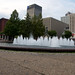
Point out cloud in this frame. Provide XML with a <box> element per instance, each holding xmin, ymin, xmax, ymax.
<box><xmin>19</xmin><ymin>10</ymin><xmax>26</xmax><ymax>19</ymax></box>
<box><xmin>0</xmin><ymin>0</ymin><xmax>75</xmax><ymax>20</ymax></box>
<box><xmin>41</xmin><ymin>0</ymin><xmax>75</xmax><ymax>20</ymax></box>
<box><xmin>0</xmin><ymin>13</ymin><xmax>9</xmax><ymax>19</ymax></box>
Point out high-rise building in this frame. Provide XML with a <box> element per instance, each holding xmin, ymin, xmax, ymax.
<box><xmin>61</xmin><ymin>12</ymin><xmax>75</xmax><ymax>33</ymax></box>
<box><xmin>27</xmin><ymin>4</ymin><xmax>42</xmax><ymax>18</ymax></box>
<box><xmin>27</xmin><ymin>4</ymin><xmax>69</xmax><ymax>37</ymax></box>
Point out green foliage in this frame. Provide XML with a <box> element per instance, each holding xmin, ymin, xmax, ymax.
<box><xmin>19</xmin><ymin>13</ymin><xmax>45</xmax><ymax>38</ymax></box>
<box><xmin>4</xmin><ymin>10</ymin><xmax>20</xmax><ymax>38</ymax></box>
<box><xmin>31</xmin><ymin>14</ymin><xmax>45</xmax><ymax>39</ymax></box>
<box><xmin>0</xmin><ymin>31</ymin><xmax>4</xmax><ymax>34</ymax></box>
<box><xmin>25</xmin><ymin>13</ymin><xmax>32</xmax><ymax>37</ymax></box>
<box><xmin>4</xmin><ymin>11</ymin><xmax>45</xmax><ymax>39</ymax></box>
<box><xmin>19</xmin><ymin>13</ymin><xmax>32</xmax><ymax>37</ymax></box>
<box><xmin>62</xmin><ymin>30</ymin><xmax>72</xmax><ymax>39</ymax></box>
<box><xmin>19</xmin><ymin>20</ymin><xmax>26</xmax><ymax>36</ymax></box>
<box><xmin>48</xmin><ymin>30</ymin><xmax>57</xmax><ymax>38</ymax></box>
<box><xmin>10</xmin><ymin>9</ymin><xmax>20</xmax><ymax>21</ymax></box>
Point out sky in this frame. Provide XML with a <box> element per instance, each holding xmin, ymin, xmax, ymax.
<box><xmin>0</xmin><ymin>0</ymin><xmax>75</xmax><ymax>20</ymax></box>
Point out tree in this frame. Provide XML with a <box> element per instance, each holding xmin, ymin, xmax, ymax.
<box><xmin>19</xmin><ymin>13</ymin><xmax>33</xmax><ymax>38</ymax></box>
<box><xmin>62</xmin><ymin>30</ymin><xmax>72</xmax><ymax>39</ymax></box>
<box><xmin>19</xmin><ymin>19</ymin><xmax>26</xmax><ymax>36</ymax></box>
<box><xmin>4</xmin><ymin>11</ymin><xmax>45</xmax><ymax>40</ymax></box>
<box><xmin>0</xmin><ymin>31</ymin><xmax>4</xmax><ymax>35</ymax></box>
<box><xmin>25</xmin><ymin>13</ymin><xmax>32</xmax><ymax>37</ymax></box>
<box><xmin>10</xmin><ymin>10</ymin><xmax>19</xmax><ymax>21</ymax></box>
<box><xmin>48</xmin><ymin>30</ymin><xmax>57</xmax><ymax>38</ymax></box>
<box><xmin>4</xmin><ymin>9</ymin><xmax>20</xmax><ymax>40</ymax></box>
<box><xmin>32</xmin><ymin>14</ymin><xmax>45</xmax><ymax>39</ymax></box>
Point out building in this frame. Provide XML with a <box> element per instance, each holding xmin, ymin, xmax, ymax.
<box><xmin>27</xmin><ymin>4</ymin><xmax>42</xmax><ymax>18</ymax></box>
<box><xmin>61</xmin><ymin>12</ymin><xmax>75</xmax><ymax>33</ymax></box>
<box><xmin>0</xmin><ymin>18</ymin><xmax>8</xmax><ymax>32</ymax></box>
<box><xmin>27</xmin><ymin>4</ymin><xmax>69</xmax><ymax>37</ymax></box>
<box><xmin>0</xmin><ymin>18</ymin><xmax>8</xmax><ymax>40</ymax></box>
<box><xmin>43</xmin><ymin>17</ymin><xmax>69</xmax><ymax>37</ymax></box>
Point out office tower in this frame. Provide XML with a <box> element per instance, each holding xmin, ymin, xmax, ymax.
<box><xmin>61</xmin><ymin>12</ymin><xmax>75</xmax><ymax>33</ymax></box>
<box><xmin>27</xmin><ymin>4</ymin><xmax>42</xmax><ymax>18</ymax></box>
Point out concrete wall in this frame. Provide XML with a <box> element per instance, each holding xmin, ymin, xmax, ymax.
<box><xmin>43</xmin><ymin>17</ymin><xmax>69</xmax><ymax>37</ymax></box>
<box><xmin>51</xmin><ymin>18</ymin><xmax>69</xmax><ymax>37</ymax></box>
<box><xmin>61</xmin><ymin>13</ymin><xmax>75</xmax><ymax>33</ymax></box>
<box><xmin>34</xmin><ymin>8</ymin><xmax>42</xmax><ymax>17</ymax></box>
<box><xmin>43</xmin><ymin>18</ymin><xmax>51</xmax><ymax>31</ymax></box>
<box><xmin>27</xmin><ymin>4</ymin><xmax>42</xmax><ymax>18</ymax></box>
<box><xmin>27</xmin><ymin>8</ymin><xmax>35</xmax><ymax>18</ymax></box>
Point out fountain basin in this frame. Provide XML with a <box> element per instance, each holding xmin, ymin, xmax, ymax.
<box><xmin>0</xmin><ymin>35</ymin><xmax>75</xmax><ymax>52</ymax></box>
<box><xmin>0</xmin><ymin>43</ymin><xmax>75</xmax><ymax>52</ymax></box>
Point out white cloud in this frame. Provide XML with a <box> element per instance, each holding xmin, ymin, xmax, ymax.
<box><xmin>0</xmin><ymin>0</ymin><xmax>75</xmax><ymax>20</ymax></box>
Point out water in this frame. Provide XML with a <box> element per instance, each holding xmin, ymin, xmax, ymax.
<box><xmin>13</xmin><ymin>35</ymin><xmax>74</xmax><ymax>47</ymax></box>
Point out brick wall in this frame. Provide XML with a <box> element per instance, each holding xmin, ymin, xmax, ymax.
<box><xmin>0</xmin><ymin>18</ymin><xmax>8</xmax><ymax>32</ymax></box>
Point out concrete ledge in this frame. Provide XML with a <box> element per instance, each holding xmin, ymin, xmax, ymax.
<box><xmin>0</xmin><ymin>45</ymin><xmax>75</xmax><ymax>52</ymax></box>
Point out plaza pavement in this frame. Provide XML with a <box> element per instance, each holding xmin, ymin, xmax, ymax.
<box><xmin>0</xmin><ymin>50</ymin><xmax>75</xmax><ymax>75</ymax></box>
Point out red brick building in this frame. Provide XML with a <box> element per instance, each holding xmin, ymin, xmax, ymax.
<box><xmin>0</xmin><ymin>18</ymin><xmax>8</xmax><ymax>32</ymax></box>
<box><xmin>0</xmin><ymin>18</ymin><xmax>8</xmax><ymax>40</ymax></box>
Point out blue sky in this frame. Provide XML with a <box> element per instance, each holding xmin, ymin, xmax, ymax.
<box><xmin>0</xmin><ymin>0</ymin><xmax>75</xmax><ymax>20</ymax></box>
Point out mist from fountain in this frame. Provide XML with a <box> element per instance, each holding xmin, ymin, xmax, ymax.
<box><xmin>13</xmin><ymin>35</ymin><xmax>74</xmax><ymax>47</ymax></box>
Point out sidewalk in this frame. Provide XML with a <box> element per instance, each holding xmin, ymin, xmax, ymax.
<box><xmin>0</xmin><ymin>50</ymin><xmax>75</xmax><ymax>75</ymax></box>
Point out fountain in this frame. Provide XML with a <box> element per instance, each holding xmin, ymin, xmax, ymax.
<box><xmin>0</xmin><ymin>35</ymin><xmax>75</xmax><ymax>52</ymax></box>
<box><xmin>13</xmin><ymin>35</ymin><xmax>74</xmax><ymax>47</ymax></box>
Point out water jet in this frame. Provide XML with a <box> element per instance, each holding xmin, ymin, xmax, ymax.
<box><xmin>13</xmin><ymin>35</ymin><xmax>74</xmax><ymax>47</ymax></box>
<box><xmin>0</xmin><ymin>35</ymin><xmax>75</xmax><ymax>52</ymax></box>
